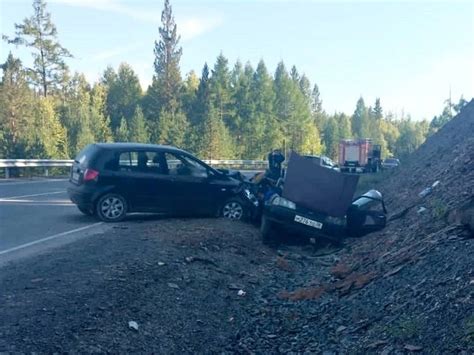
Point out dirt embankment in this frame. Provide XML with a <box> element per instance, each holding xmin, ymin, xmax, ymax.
<box><xmin>1</xmin><ymin>101</ymin><xmax>473</xmax><ymax>353</ymax></box>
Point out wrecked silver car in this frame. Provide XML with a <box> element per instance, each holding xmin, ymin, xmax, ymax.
<box><xmin>260</xmin><ymin>152</ymin><xmax>387</xmax><ymax>243</ymax></box>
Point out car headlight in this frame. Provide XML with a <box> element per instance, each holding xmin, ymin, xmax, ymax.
<box><xmin>271</xmin><ymin>196</ymin><xmax>296</xmax><ymax>210</ymax></box>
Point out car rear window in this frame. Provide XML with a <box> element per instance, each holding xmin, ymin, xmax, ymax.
<box><xmin>74</xmin><ymin>144</ymin><xmax>98</xmax><ymax>166</ymax></box>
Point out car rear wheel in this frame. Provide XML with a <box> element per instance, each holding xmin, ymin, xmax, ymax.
<box><xmin>77</xmin><ymin>205</ymin><xmax>94</xmax><ymax>216</ymax></box>
<box><xmin>222</xmin><ymin>198</ymin><xmax>246</xmax><ymax>220</ymax></box>
<box><xmin>96</xmin><ymin>193</ymin><xmax>127</xmax><ymax>222</ymax></box>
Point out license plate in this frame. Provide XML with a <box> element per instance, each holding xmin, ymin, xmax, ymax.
<box><xmin>72</xmin><ymin>172</ymin><xmax>80</xmax><ymax>182</ymax></box>
<box><xmin>294</xmin><ymin>215</ymin><xmax>323</xmax><ymax>229</ymax></box>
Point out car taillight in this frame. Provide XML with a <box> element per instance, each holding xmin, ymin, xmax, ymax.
<box><xmin>83</xmin><ymin>169</ymin><xmax>99</xmax><ymax>182</ymax></box>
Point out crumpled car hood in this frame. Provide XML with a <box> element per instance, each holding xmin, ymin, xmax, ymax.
<box><xmin>282</xmin><ymin>152</ymin><xmax>360</xmax><ymax>217</ymax></box>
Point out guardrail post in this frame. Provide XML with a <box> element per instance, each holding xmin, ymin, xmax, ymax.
<box><xmin>5</xmin><ymin>167</ymin><xmax>9</xmax><ymax>179</ymax></box>
<box><xmin>45</xmin><ymin>167</ymin><xmax>49</xmax><ymax>177</ymax></box>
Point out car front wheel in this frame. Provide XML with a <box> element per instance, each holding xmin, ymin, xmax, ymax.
<box><xmin>221</xmin><ymin>198</ymin><xmax>246</xmax><ymax>221</ymax></box>
<box><xmin>96</xmin><ymin>193</ymin><xmax>127</xmax><ymax>222</ymax></box>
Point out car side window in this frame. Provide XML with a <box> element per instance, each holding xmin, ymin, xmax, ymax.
<box><xmin>117</xmin><ymin>151</ymin><xmax>166</xmax><ymax>174</ymax></box>
<box><xmin>118</xmin><ymin>152</ymin><xmax>133</xmax><ymax>171</ymax></box>
<box><xmin>164</xmin><ymin>153</ymin><xmax>208</xmax><ymax>178</ymax></box>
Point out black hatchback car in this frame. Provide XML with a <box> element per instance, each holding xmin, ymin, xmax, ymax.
<box><xmin>67</xmin><ymin>143</ymin><xmax>257</xmax><ymax>222</ymax></box>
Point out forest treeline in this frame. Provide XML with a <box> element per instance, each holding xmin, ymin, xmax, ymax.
<box><xmin>0</xmin><ymin>0</ymin><xmax>468</xmax><ymax>161</ymax></box>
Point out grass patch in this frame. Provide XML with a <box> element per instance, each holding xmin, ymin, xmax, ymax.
<box><xmin>464</xmin><ymin>315</ymin><xmax>474</xmax><ymax>342</ymax></box>
<box><xmin>386</xmin><ymin>318</ymin><xmax>421</xmax><ymax>340</ymax></box>
<box><xmin>355</xmin><ymin>171</ymin><xmax>391</xmax><ymax>196</ymax></box>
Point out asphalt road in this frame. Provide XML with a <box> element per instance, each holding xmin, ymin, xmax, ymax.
<box><xmin>0</xmin><ymin>179</ymin><xmax>106</xmax><ymax>259</ymax></box>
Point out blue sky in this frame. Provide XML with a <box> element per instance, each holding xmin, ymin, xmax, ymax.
<box><xmin>1</xmin><ymin>0</ymin><xmax>473</xmax><ymax>120</ymax></box>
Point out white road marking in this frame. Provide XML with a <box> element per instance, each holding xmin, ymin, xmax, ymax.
<box><xmin>0</xmin><ymin>202</ymin><xmax>74</xmax><ymax>206</ymax></box>
<box><xmin>0</xmin><ymin>191</ymin><xmax>65</xmax><ymax>200</ymax></box>
<box><xmin>0</xmin><ymin>222</ymin><xmax>103</xmax><ymax>256</ymax></box>
<box><xmin>0</xmin><ymin>179</ymin><xmax>67</xmax><ymax>186</ymax></box>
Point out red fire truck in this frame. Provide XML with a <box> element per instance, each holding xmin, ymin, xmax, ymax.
<box><xmin>338</xmin><ymin>138</ymin><xmax>381</xmax><ymax>173</ymax></box>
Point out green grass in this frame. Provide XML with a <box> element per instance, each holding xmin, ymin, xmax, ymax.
<box><xmin>354</xmin><ymin>170</ymin><xmax>390</xmax><ymax>196</ymax></box>
<box><xmin>386</xmin><ymin>319</ymin><xmax>421</xmax><ymax>340</ymax></box>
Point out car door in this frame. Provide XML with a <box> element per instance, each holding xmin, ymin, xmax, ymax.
<box><xmin>163</xmin><ymin>152</ymin><xmax>215</xmax><ymax>215</ymax></box>
<box><xmin>115</xmin><ymin>150</ymin><xmax>175</xmax><ymax>213</ymax></box>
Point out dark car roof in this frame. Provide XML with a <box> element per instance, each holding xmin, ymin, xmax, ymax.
<box><xmin>93</xmin><ymin>143</ymin><xmax>186</xmax><ymax>154</ymax></box>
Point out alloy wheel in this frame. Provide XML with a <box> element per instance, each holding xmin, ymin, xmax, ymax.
<box><xmin>222</xmin><ymin>201</ymin><xmax>244</xmax><ymax>220</ymax></box>
<box><xmin>100</xmin><ymin>196</ymin><xmax>125</xmax><ymax>220</ymax></box>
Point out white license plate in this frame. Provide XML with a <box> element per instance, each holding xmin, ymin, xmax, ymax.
<box><xmin>294</xmin><ymin>215</ymin><xmax>323</xmax><ymax>229</ymax></box>
<box><xmin>72</xmin><ymin>172</ymin><xmax>80</xmax><ymax>182</ymax></box>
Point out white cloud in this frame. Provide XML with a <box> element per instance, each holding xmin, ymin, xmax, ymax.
<box><xmin>178</xmin><ymin>16</ymin><xmax>224</xmax><ymax>42</ymax></box>
<box><xmin>51</xmin><ymin>0</ymin><xmax>159</xmax><ymax>22</ymax></box>
<box><xmin>51</xmin><ymin>0</ymin><xmax>223</xmax><ymax>39</ymax></box>
<box><xmin>90</xmin><ymin>42</ymin><xmax>148</xmax><ymax>62</ymax></box>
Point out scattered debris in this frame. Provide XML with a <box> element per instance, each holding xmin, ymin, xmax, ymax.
<box><xmin>167</xmin><ymin>283</ymin><xmax>179</xmax><ymax>289</ymax></box>
<box><xmin>128</xmin><ymin>321</ymin><xmax>139</xmax><ymax>331</ymax></box>
<box><xmin>417</xmin><ymin>207</ymin><xmax>427</xmax><ymax>214</ymax></box>
<box><xmin>237</xmin><ymin>290</ymin><xmax>246</xmax><ymax>297</ymax></box>
<box><xmin>418</xmin><ymin>187</ymin><xmax>432</xmax><ymax>198</ymax></box>
<box><xmin>404</xmin><ymin>344</ymin><xmax>423</xmax><ymax>352</ymax></box>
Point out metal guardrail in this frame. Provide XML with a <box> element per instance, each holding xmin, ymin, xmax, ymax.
<box><xmin>0</xmin><ymin>159</ymin><xmax>268</xmax><ymax>178</ymax></box>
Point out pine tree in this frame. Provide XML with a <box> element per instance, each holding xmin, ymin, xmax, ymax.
<box><xmin>335</xmin><ymin>113</ymin><xmax>351</xmax><ymax>139</ymax></box>
<box><xmin>352</xmin><ymin>97</ymin><xmax>370</xmax><ymax>138</ymax></box>
<box><xmin>156</xmin><ymin>109</ymin><xmax>188</xmax><ymax>146</ymax></box>
<box><xmin>210</xmin><ymin>53</ymin><xmax>232</xmax><ymax>130</ymax></box>
<box><xmin>232</xmin><ymin>62</ymin><xmax>254</xmax><ymax>157</ymax></box>
<box><xmin>252</xmin><ymin>60</ymin><xmax>281</xmax><ymax>157</ymax></box>
<box><xmin>59</xmin><ymin>73</ymin><xmax>94</xmax><ymax>155</ymax></box>
<box><xmin>0</xmin><ymin>53</ymin><xmax>34</xmax><ymax>158</ymax></box>
<box><xmin>188</xmin><ymin>63</ymin><xmax>211</xmax><ymax>154</ymax></box>
<box><xmin>89</xmin><ymin>83</ymin><xmax>112</xmax><ymax>142</ymax></box>
<box><xmin>273</xmin><ymin>61</ymin><xmax>293</xmax><ymax>135</ymax></box>
<box><xmin>148</xmin><ymin>0</ymin><xmax>182</xmax><ymax>113</ymax></box>
<box><xmin>115</xmin><ymin>117</ymin><xmax>129</xmax><ymax>142</ymax></box>
<box><xmin>101</xmin><ymin>63</ymin><xmax>142</xmax><ymax>133</ymax></box>
<box><xmin>200</xmin><ymin>104</ymin><xmax>233</xmax><ymax>160</ymax></box>
<box><xmin>273</xmin><ymin>62</ymin><xmax>314</xmax><ymax>153</ymax></box>
<box><xmin>373</xmin><ymin>98</ymin><xmax>383</xmax><ymax>120</ymax></box>
<box><xmin>32</xmin><ymin>96</ymin><xmax>68</xmax><ymax>158</ymax></box>
<box><xmin>146</xmin><ymin>0</ymin><xmax>187</xmax><ymax>145</ymax></box>
<box><xmin>4</xmin><ymin>0</ymin><xmax>72</xmax><ymax>97</ymax></box>
<box><xmin>128</xmin><ymin>106</ymin><xmax>149</xmax><ymax>143</ymax></box>
<box><xmin>298</xmin><ymin>75</ymin><xmax>312</xmax><ymax>106</ymax></box>
<box><xmin>323</xmin><ymin>116</ymin><xmax>339</xmax><ymax>160</ymax></box>
<box><xmin>181</xmin><ymin>70</ymin><xmax>199</xmax><ymax>120</ymax></box>
<box><xmin>311</xmin><ymin>84</ymin><xmax>326</xmax><ymax>132</ymax></box>
<box><xmin>290</xmin><ymin>65</ymin><xmax>299</xmax><ymax>82</ymax></box>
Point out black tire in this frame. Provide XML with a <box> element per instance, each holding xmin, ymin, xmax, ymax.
<box><xmin>260</xmin><ymin>215</ymin><xmax>276</xmax><ymax>244</ymax></box>
<box><xmin>96</xmin><ymin>193</ymin><xmax>128</xmax><ymax>222</ymax></box>
<box><xmin>221</xmin><ymin>197</ymin><xmax>246</xmax><ymax>221</ymax></box>
<box><xmin>77</xmin><ymin>205</ymin><xmax>94</xmax><ymax>216</ymax></box>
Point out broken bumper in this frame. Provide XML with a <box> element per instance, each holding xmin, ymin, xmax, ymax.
<box><xmin>263</xmin><ymin>205</ymin><xmax>346</xmax><ymax>242</ymax></box>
